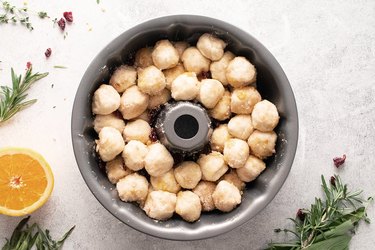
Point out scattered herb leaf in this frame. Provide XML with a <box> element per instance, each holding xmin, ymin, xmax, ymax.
<box><xmin>37</xmin><ymin>11</ymin><xmax>48</xmax><ymax>19</ymax></box>
<box><xmin>53</xmin><ymin>65</ymin><xmax>67</xmax><ymax>69</ymax></box>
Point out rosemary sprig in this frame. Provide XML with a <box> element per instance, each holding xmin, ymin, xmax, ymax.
<box><xmin>267</xmin><ymin>175</ymin><xmax>373</xmax><ymax>250</ymax></box>
<box><xmin>0</xmin><ymin>67</ymin><xmax>48</xmax><ymax>124</ymax></box>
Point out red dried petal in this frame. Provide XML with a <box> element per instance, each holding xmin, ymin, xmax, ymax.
<box><xmin>333</xmin><ymin>154</ymin><xmax>346</xmax><ymax>168</ymax></box>
<box><xmin>330</xmin><ymin>176</ymin><xmax>336</xmax><ymax>187</ymax></box>
<box><xmin>63</xmin><ymin>11</ymin><xmax>73</xmax><ymax>22</ymax></box>
<box><xmin>297</xmin><ymin>209</ymin><xmax>305</xmax><ymax>221</ymax></box>
<box><xmin>44</xmin><ymin>48</ymin><xmax>52</xmax><ymax>58</ymax></box>
<box><xmin>57</xmin><ymin>18</ymin><xmax>66</xmax><ymax>30</ymax></box>
<box><xmin>26</xmin><ymin>61</ymin><xmax>32</xmax><ymax>69</ymax></box>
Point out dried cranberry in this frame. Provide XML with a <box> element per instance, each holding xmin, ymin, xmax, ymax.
<box><xmin>63</xmin><ymin>11</ymin><xmax>73</xmax><ymax>22</ymax></box>
<box><xmin>149</xmin><ymin>128</ymin><xmax>158</xmax><ymax>142</ymax></box>
<box><xmin>44</xmin><ymin>48</ymin><xmax>52</xmax><ymax>58</ymax></box>
<box><xmin>57</xmin><ymin>18</ymin><xmax>66</xmax><ymax>30</ymax></box>
<box><xmin>330</xmin><ymin>176</ymin><xmax>336</xmax><ymax>187</ymax></box>
<box><xmin>297</xmin><ymin>209</ymin><xmax>305</xmax><ymax>221</ymax></box>
<box><xmin>26</xmin><ymin>61</ymin><xmax>32</xmax><ymax>70</ymax></box>
<box><xmin>333</xmin><ymin>154</ymin><xmax>346</xmax><ymax>168</ymax></box>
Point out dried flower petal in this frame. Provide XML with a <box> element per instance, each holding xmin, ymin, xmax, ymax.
<box><xmin>63</xmin><ymin>11</ymin><xmax>73</xmax><ymax>22</ymax></box>
<box><xmin>333</xmin><ymin>154</ymin><xmax>346</xmax><ymax>168</ymax></box>
<box><xmin>26</xmin><ymin>61</ymin><xmax>32</xmax><ymax>69</ymax></box>
<box><xmin>297</xmin><ymin>209</ymin><xmax>305</xmax><ymax>221</ymax></box>
<box><xmin>330</xmin><ymin>176</ymin><xmax>336</xmax><ymax>187</ymax></box>
<box><xmin>44</xmin><ymin>48</ymin><xmax>52</xmax><ymax>58</ymax></box>
<box><xmin>57</xmin><ymin>18</ymin><xmax>65</xmax><ymax>30</ymax></box>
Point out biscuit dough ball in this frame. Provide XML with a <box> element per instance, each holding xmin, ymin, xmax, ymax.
<box><xmin>96</xmin><ymin>127</ymin><xmax>125</xmax><ymax>162</ymax></box>
<box><xmin>106</xmin><ymin>156</ymin><xmax>133</xmax><ymax>184</ymax></box>
<box><xmin>197</xmin><ymin>151</ymin><xmax>228</xmax><ymax>182</ymax></box>
<box><xmin>171</xmin><ymin>72</ymin><xmax>199</xmax><ymax>100</ymax></box>
<box><xmin>148</xmin><ymin>88</ymin><xmax>171</xmax><ymax>109</ymax></box>
<box><xmin>145</xmin><ymin>143</ymin><xmax>174</xmax><ymax>177</ymax></box>
<box><xmin>143</xmin><ymin>191</ymin><xmax>176</xmax><ymax>220</ymax></box>
<box><xmin>231</xmin><ymin>86</ymin><xmax>261</xmax><ymax>115</ymax></box>
<box><xmin>181</xmin><ymin>47</ymin><xmax>211</xmax><ymax>74</ymax></box>
<box><xmin>199</xmin><ymin>79</ymin><xmax>225</xmax><ymax>109</ymax></box>
<box><xmin>137</xmin><ymin>66</ymin><xmax>166</xmax><ymax>95</ymax></box>
<box><xmin>122</xmin><ymin>140</ymin><xmax>148</xmax><ymax>171</ymax></box>
<box><xmin>150</xmin><ymin>169</ymin><xmax>181</xmax><ymax>194</ymax></box>
<box><xmin>209</xmin><ymin>90</ymin><xmax>231</xmax><ymax>121</ymax></box>
<box><xmin>247</xmin><ymin>130</ymin><xmax>277</xmax><ymax>159</ymax></box>
<box><xmin>210</xmin><ymin>124</ymin><xmax>232</xmax><ymax>152</ymax></box>
<box><xmin>176</xmin><ymin>191</ymin><xmax>202</xmax><ymax>222</ymax></box>
<box><xmin>197</xmin><ymin>33</ymin><xmax>227</xmax><ymax>61</ymax></box>
<box><xmin>135</xmin><ymin>47</ymin><xmax>154</xmax><ymax>68</ymax></box>
<box><xmin>226</xmin><ymin>57</ymin><xmax>256</xmax><ymax>88</ymax></box>
<box><xmin>174</xmin><ymin>161</ymin><xmax>202</xmax><ymax>189</ymax></box>
<box><xmin>212</xmin><ymin>180</ymin><xmax>241</xmax><ymax>212</ymax></box>
<box><xmin>163</xmin><ymin>64</ymin><xmax>186</xmax><ymax>90</ymax></box>
<box><xmin>210</xmin><ymin>51</ymin><xmax>235</xmax><ymax>85</ymax></box>
<box><xmin>93</xmin><ymin>113</ymin><xmax>125</xmax><ymax>134</ymax></box>
<box><xmin>237</xmin><ymin>155</ymin><xmax>266</xmax><ymax>182</ymax></box>
<box><xmin>222</xmin><ymin>170</ymin><xmax>245</xmax><ymax>191</ymax></box>
<box><xmin>193</xmin><ymin>181</ymin><xmax>216</xmax><ymax>212</ymax></box>
<box><xmin>174</xmin><ymin>41</ymin><xmax>189</xmax><ymax>59</ymax></box>
<box><xmin>116</xmin><ymin>173</ymin><xmax>149</xmax><ymax>202</ymax></box>
<box><xmin>109</xmin><ymin>65</ymin><xmax>137</xmax><ymax>93</ymax></box>
<box><xmin>152</xmin><ymin>40</ymin><xmax>179</xmax><ymax>70</ymax></box>
<box><xmin>223</xmin><ymin>138</ymin><xmax>249</xmax><ymax>168</ymax></box>
<box><xmin>228</xmin><ymin>115</ymin><xmax>254</xmax><ymax>140</ymax></box>
<box><xmin>252</xmin><ymin>100</ymin><xmax>280</xmax><ymax>132</ymax></box>
<box><xmin>119</xmin><ymin>85</ymin><xmax>149</xmax><ymax>120</ymax></box>
<box><xmin>123</xmin><ymin>119</ymin><xmax>151</xmax><ymax>144</ymax></box>
<box><xmin>92</xmin><ymin>84</ymin><xmax>121</xmax><ymax>115</ymax></box>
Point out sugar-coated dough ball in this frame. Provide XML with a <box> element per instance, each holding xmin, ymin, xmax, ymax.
<box><xmin>198</xmin><ymin>79</ymin><xmax>225</xmax><ymax>109</ymax></box>
<box><xmin>252</xmin><ymin>100</ymin><xmax>280</xmax><ymax>132</ymax></box>
<box><xmin>150</xmin><ymin>169</ymin><xmax>181</xmax><ymax>194</ymax></box>
<box><xmin>96</xmin><ymin>127</ymin><xmax>125</xmax><ymax>162</ymax></box>
<box><xmin>152</xmin><ymin>40</ymin><xmax>179</xmax><ymax>70</ymax></box>
<box><xmin>209</xmin><ymin>90</ymin><xmax>231</xmax><ymax>121</ymax></box>
<box><xmin>145</xmin><ymin>143</ymin><xmax>174</xmax><ymax>177</ymax></box>
<box><xmin>226</xmin><ymin>57</ymin><xmax>256</xmax><ymax>88</ymax></box>
<box><xmin>135</xmin><ymin>47</ymin><xmax>154</xmax><ymax>68</ymax></box>
<box><xmin>210</xmin><ymin>51</ymin><xmax>235</xmax><ymax>85</ymax></box>
<box><xmin>231</xmin><ymin>86</ymin><xmax>261</xmax><ymax>114</ymax></box>
<box><xmin>109</xmin><ymin>65</ymin><xmax>137</xmax><ymax>93</ymax></box>
<box><xmin>181</xmin><ymin>47</ymin><xmax>211</xmax><ymax>74</ymax></box>
<box><xmin>237</xmin><ymin>155</ymin><xmax>266</xmax><ymax>182</ymax></box>
<box><xmin>247</xmin><ymin>130</ymin><xmax>277</xmax><ymax>159</ymax></box>
<box><xmin>148</xmin><ymin>88</ymin><xmax>171</xmax><ymax>109</ymax></box>
<box><xmin>174</xmin><ymin>41</ymin><xmax>189</xmax><ymax>59</ymax></box>
<box><xmin>116</xmin><ymin>173</ymin><xmax>149</xmax><ymax>202</ymax></box>
<box><xmin>212</xmin><ymin>180</ymin><xmax>241</xmax><ymax>212</ymax></box>
<box><xmin>143</xmin><ymin>191</ymin><xmax>176</xmax><ymax>220</ymax></box>
<box><xmin>93</xmin><ymin>113</ymin><xmax>125</xmax><ymax>134</ymax></box>
<box><xmin>224</xmin><ymin>138</ymin><xmax>249</xmax><ymax>168</ymax></box>
<box><xmin>193</xmin><ymin>181</ymin><xmax>216</xmax><ymax>212</ymax></box>
<box><xmin>137</xmin><ymin>66</ymin><xmax>166</xmax><ymax>95</ymax></box>
<box><xmin>119</xmin><ymin>85</ymin><xmax>149</xmax><ymax>120</ymax></box>
<box><xmin>174</xmin><ymin>161</ymin><xmax>202</xmax><ymax>189</ymax></box>
<box><xmin>134</xmin><ymin>110</ymin><xmax>150</xmax><ymax>123</ymax></box>
<box><xmin>176</xmin><ymin>191</ymin><xmax>202</xmax><ymax>222</ymax></box>
<box><xmin>123</xmin><ymin>119</ymin><xmax>151</xmax><ymax>144</ymax></box>
<box><xmin>106</xmin><ymin>156</ymin><xmax>133</xmax><ymax>184</ymax></box>
<box><xmin>210</xmin><ymin>124</ymin><xmax>232</xmax><ymax>152</ymax></box>
<box><xmin>92</xmin><ymin>84</ymin><xmax>120</xmax><ymax>115</ymax></box>
<box><xmin>222</xmin><ymin>170</ymin><xmax>245</xmax><ymax>191</ymax></box>
<box><xmin>197</xmin><ymin>33</ymin><xmax>227</xmax><ymax>61</ymax></box>
<box><xmin>122</xmin><ymin>140</ymin><xmax>148</xmax><ymax>171</ymax></box>
<box><xmin>163</xmin><ymin>64</ymin><xmax>185</xmax><ymax>90</ymax></box>
<box><xmin>197</xmin><ymin>151</ymin><xmax>228</xmax><ymax>182</ymax></box>
<box><xmin>228</xmin><ymin>115</ymin><xmax>254</xmax><ymax>140</ymax></box>
<box><xmin>171</xmin><ymin>72</ymin><xmax>199</xmax><ymax>100</ymax></box>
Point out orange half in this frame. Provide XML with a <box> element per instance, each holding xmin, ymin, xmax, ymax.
<box><xmin>0</xmin><ymin>148</ymin><xmax>54</xmax><ymax>216</ymax></box>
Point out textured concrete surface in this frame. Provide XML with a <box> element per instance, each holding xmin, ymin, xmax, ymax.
<box><xmin>1</xmin><ymin>0</ymin><xmax>375</xmax><ymax>249</ymax></box>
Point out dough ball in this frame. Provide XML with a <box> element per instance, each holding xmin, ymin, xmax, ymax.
<box><xmin>196</xmin><ymin>33</ymin><xmax>227</xmax><ymax>61</ymax></box>
<box><xmin>145</xmin><ymin>143</ymin><xmax>174</xmax><ymax>177</ymax></box>
<box><xmin>210</xmin><ymin>124</ymin><xmax>232</xmax><ymax>152</ymax></box>
<box><xmin>174</xmin><ymin>41</ymin><xmax>189</xmax><ymax>59</ymax></box>
<box><xmin>175</xmin><ymin>191</ymin><xmax>202</xmax><ymax>222</ymax></box>
<box><xmin>93</xmin><ymin>113</ymin><xmax>125</xmax><ymax>134</ymax></box>
<box><xmin>135</xmin><ymin>47</ymin><xmax>154</xmax><ymax>68</ymax></box>
<box><xmin>96</xmin><ymin>127</ymin><xmax>125</xmax><ymax>162</ymax></box>
<box><xmin>148</xmin><ymin>88</ymin><xmax>171</xmax><ymax>109</ymax></box>
<box><xmin>209</xmin><ymin>90</ymin><xmax>231</xmax><ymax>121</ymax></box>
<box><xmin>123</xmin><ymin>119</ymin><xmax>151</xmax><ymax>144</ymax></box>
<box><xmin>137</xmin><ymin>66</ymin><xmax>166</xmax><ymax>95</ymax></box>
<box><xmin>247</xmin><ymin>130</ymin><xmax>277</xmax><ymax>159</ymax></box>
<box><xmin>223</xmin><ymin>138</ymin><xmax>249</xmax><ymax>168</ymax></box>
<box><xmin>163</xmin><ymin>64</ymin><xmax>185</xmax><ymax>90</ymax></box>
<box><xmin>181</xmin><ymin>47</ymin><xmax>211</xmax><ymax>74</ymax></box>
<box><xmin>210</xmin><ymin>51</ymin><xmax>235</xmax><ymax>85</ymax></box>
<box><xmin>122</xmin><ymin>140</ymin><xmax>148</xmax><ymax>171</ymax></box>
<box><xmin>134</xmin><ymin>110</ymin><xmax>150</xmax><ymax>123</ymax></box>
<box><xmin>116</xmin><ymin>173</ymin><xmax>149</xmax><ymax>202</ymax></box>
<box><xmin>197</xmin><ymin>151</ymin><xmax>228</xmax><ymax>182</ymax></box>
<box><xmin>212</xmin><ymin>180</ymin><xmax>241</xmax><ymax>212</ymax></box>
<box><xmin>106</xmin><ymin>156</ymin><xmax>133</xmax><ymax>184</ymax></box>
<box><xmin>198</xmin><ymin>79</ymin><xmax>225</xmax><ymax>109</ymax></box>
<box><xmin>252</xmin><ymin>100</ymin><xmax>280</xmax><ymax>132</ymax></box>
<box><xmin>236</xmin><ymin>155</ymin><xmax>266</xmax><ymax>182</ymax></box>
<box><xmin>228</xmin><ymin>115</ymin><xmax>254</xmax><ymax>140</ymax></box>
<box><xmin>92</xmin><ymin>84</ymin><xmax>121</xmax><ymax>115</ymax></box>
<box><xmin>174</xmin><ymin>161</ymin><xmax>202</xmax><ymax>189</ymax></box>
<box><xmin>152</xmin><ymin>40</ymin><xmax>179</xmax><ymax>70</ymax></box>
<box><xmin>226</xmin><ymin>56</ymin><xmax>256</xmax><ymax>88</ymax></box>
<box><xmin>109</xmin><ymin>65</ymin><xmax>137</xmax><ymax>93</ymax></box>
<box><xmin>231</xmin><ymin>86</ymin><xmax>261</xmax><ymax>115</ymax></box>
<box><xmin>171</xmin><ymin>72</ymin><xmax>199</xmax><ymax>100</ymax></box>
<box><xmin>119</xmin><ymin>85</ymin><xmax>149</xmax><ymax>120</ymax></box>
<box><xmin>143</xmin><ymin>190</ymin><xmax>176</xmax><ymax>220</ymax></box>
<box><xmin>150</xmin><ymin>169</ymin><xmax>181</xmax><ymax>194</ymax></box>
<box><xmin>221</xmin><ymin>170</ymin><xmax>245</xmax><ymax>191</ymax></box>
<box><xmin>193</xmin><ymin>181</ymin><xmax>216</xmax><ymax>212</ymax></box>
